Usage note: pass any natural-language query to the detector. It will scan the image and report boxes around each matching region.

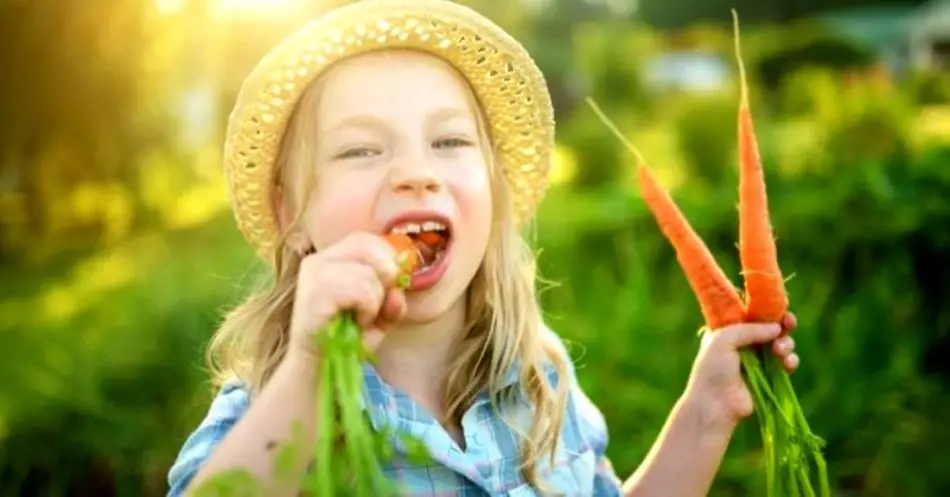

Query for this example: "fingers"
[290,231,416,357]
[781,312,798,334]
[771,333,801,373]
[322,233,401,288]
[712,322,801,373]
[772,335,794,356]
[303,232,410,330]
[375,288,408,329]
[782,352,800,372]
[333,262,387,329]
[719,322,783,349]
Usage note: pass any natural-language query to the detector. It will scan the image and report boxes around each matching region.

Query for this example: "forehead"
[315,50,477,124]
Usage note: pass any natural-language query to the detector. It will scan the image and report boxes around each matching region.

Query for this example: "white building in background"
[642,51,730,94]
[818,0,950,75]
[907,0,950,71]
[637,0,950,96]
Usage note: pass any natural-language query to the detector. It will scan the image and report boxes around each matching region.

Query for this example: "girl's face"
[300,49,493,322]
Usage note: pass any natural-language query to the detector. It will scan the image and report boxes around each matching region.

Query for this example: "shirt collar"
[359,355,560,406]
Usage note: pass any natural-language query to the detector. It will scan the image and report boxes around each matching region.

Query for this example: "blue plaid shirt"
[167,332,624,496]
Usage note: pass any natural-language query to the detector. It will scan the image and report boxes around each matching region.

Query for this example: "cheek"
[303,173,379,248]
[450,159,493,242]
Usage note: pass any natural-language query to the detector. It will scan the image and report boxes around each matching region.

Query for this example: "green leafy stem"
[739,345,831,497]
[190,312,433,497]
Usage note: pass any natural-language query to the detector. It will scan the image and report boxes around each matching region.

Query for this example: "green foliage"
[777,68,842,117]
[669,93,739,188]
[906,71,950,106]
[755,31,876,90]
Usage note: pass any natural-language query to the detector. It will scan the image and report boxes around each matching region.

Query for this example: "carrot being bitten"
[585,10,829,497]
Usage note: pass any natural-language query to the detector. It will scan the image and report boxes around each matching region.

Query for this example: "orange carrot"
[636,165,747,329]
[383,234,419,277]
[732,11,789,323]
[417,231,446,250]
[584,97,745,330]
[585,16,829,496]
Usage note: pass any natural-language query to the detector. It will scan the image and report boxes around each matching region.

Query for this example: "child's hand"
[287,232,407,361]
[683,312,800,432]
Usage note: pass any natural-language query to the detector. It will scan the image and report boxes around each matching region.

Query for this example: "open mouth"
[387,220,451,273]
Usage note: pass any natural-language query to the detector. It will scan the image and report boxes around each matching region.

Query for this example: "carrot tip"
[585,96,649,166]
[588,38,780,333]
[731,10,750,105]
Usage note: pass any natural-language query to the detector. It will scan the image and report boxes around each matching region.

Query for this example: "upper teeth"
[389,220,447,235]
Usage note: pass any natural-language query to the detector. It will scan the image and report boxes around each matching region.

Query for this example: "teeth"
[388,220,447,235]
[422,221,443,232]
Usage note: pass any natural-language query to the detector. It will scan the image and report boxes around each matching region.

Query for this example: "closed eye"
[334,146,380,160]
[432,137,474,150]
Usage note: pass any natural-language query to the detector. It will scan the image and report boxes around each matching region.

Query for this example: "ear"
[273,184,312,255]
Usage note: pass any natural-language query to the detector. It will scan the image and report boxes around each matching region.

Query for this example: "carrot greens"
[193,234,432,497]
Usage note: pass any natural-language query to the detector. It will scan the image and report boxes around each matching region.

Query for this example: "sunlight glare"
[154,0,185,16]
[215,0,304,15]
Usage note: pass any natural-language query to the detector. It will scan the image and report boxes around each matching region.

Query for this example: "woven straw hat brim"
[223,0,555,258]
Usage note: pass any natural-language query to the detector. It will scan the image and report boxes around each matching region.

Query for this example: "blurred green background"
[1,0,949,495]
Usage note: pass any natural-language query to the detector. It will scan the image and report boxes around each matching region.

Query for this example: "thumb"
[721,323,783,349]
[375,288,407,329]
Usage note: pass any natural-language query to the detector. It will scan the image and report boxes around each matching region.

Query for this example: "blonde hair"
[206,49,571,490]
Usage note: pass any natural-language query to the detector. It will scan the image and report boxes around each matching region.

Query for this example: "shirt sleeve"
[544,325,624,496]
[167,381,251,497]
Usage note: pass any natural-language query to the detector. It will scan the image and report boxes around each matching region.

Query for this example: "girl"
[167,1,801,495]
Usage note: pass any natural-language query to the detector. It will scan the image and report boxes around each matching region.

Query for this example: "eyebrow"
[426,106,475,126]
[323,114,390,135]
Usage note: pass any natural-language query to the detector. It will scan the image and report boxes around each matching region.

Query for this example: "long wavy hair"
[205,50,570,490]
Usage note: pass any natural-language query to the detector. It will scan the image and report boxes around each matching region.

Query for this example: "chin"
[403,285,466,324]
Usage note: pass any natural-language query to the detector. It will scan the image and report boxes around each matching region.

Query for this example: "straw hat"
[223,0,556,258]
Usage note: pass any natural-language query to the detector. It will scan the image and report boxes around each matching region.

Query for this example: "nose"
[389,162,442,197]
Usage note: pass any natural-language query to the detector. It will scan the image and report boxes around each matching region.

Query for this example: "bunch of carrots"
[192,234,431,497]
[587,11,829,497]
